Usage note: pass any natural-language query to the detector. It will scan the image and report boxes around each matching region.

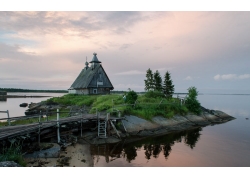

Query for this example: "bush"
[145,90,165,98]
[126,90,138,104]
[185,87,201,115]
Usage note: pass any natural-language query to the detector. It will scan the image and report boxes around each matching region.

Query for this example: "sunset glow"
[1,11,250,93]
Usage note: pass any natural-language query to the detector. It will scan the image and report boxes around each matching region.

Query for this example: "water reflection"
[91,127,202,165]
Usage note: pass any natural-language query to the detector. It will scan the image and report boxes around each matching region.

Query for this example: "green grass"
[48,93,189,120]
[0,141,26,166]
[46,94,97,106]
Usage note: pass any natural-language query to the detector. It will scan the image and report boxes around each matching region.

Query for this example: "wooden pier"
[0,113,121,142]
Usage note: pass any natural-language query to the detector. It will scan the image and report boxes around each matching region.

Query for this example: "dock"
[0,112,123,143]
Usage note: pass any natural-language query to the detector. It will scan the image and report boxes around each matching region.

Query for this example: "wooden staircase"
[98,118,107,138]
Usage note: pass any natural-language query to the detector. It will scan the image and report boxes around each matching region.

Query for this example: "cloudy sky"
[0,10,250,93]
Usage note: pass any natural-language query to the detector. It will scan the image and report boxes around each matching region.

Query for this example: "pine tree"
[154,70,162,92]
[144,68,154,91]
[163,71,175,98]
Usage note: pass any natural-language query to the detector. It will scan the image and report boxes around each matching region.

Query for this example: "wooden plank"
[109,120,120,139]
[121,120,127,133]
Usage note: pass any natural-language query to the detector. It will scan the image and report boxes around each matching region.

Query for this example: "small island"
[0,53,235,166]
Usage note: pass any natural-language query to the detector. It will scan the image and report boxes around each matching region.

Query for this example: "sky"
[1,3,250,94]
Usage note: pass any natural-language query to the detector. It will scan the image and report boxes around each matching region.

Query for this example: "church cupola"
[90,52,101,69]
[85,60,89,69]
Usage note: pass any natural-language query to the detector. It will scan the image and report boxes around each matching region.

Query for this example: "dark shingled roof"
[69,64,113,89]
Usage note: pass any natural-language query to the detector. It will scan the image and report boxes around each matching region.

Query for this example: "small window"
[93,89,97,94]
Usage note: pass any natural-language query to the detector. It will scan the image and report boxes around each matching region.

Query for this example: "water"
[0,92,66,119]
[91,94,250,167]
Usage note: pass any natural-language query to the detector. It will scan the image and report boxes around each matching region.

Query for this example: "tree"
[144,68,154,91]
[185,86,201,115]
[163,71,175,98]
[153,70,162,92]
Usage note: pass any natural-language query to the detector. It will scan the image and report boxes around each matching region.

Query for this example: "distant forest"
[0,88,67,93]
[111,90,187,95]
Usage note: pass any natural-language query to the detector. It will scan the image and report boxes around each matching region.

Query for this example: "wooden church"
[68,52,114,95]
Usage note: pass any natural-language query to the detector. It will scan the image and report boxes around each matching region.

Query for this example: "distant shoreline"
[0,88,67,93]
[201,94,250,95]
[0,95,52,98]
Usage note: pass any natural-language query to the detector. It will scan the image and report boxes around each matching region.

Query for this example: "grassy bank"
[45,93,188,120]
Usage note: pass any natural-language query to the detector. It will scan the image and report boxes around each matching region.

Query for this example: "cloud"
[238,74,250,79]
[214,74,250,80]
[119,43,133,50]
[115,70,145,75]
[0,12,149,38]
[0,42,39,61]
[184,76,193,80]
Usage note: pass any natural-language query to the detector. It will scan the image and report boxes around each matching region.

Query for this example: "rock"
[122,115,159,133]
[118,111,235,139]
[24,143,60,158]
[0,161,21,167]
[184,114,210,126]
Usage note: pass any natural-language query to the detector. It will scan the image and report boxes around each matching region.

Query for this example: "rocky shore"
[82,108,235,145]
[24,102,235,144]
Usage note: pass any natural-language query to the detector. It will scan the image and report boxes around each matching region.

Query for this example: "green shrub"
[185,87,201,115]
[126,90,138,104]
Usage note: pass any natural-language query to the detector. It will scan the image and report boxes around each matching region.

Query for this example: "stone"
[24,143,60,158]
[0,161,21,167]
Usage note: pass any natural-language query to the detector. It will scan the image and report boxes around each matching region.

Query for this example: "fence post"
[57,109,60,143]
[80,109,83,137]
[46,108,48,121]
[158,99,163,107]
[38,111,41,146]
[112,99,114,112]
[6,110,10,126]
[133,100,137,108]
[107,113,110,136]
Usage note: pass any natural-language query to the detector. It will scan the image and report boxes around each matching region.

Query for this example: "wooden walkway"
[0,114,111,141]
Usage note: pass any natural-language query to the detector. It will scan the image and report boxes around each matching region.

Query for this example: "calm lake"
[0,93,250,166]
[0,92,66,119]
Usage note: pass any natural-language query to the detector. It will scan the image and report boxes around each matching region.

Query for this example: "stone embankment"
[121,109,234,138]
